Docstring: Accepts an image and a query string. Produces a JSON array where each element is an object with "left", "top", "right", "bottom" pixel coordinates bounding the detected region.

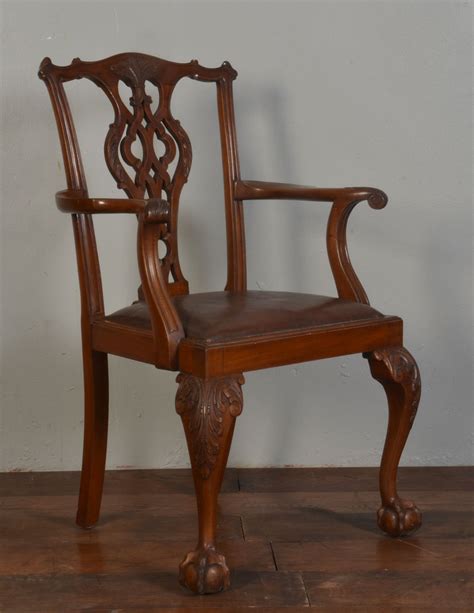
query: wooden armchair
[{"left": 38, "top": 53, "right": 422, "bottom": 595}]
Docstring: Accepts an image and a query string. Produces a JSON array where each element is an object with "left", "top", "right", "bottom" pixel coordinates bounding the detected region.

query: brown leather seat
[{"left": 106, "top": 291, "right": 385, "bottom": 344}]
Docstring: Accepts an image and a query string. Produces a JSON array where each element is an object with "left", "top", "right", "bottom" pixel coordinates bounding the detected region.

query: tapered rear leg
[
  {"left": 365, "top": 347, "right": 422, "bottom": 537},
  {"left": 175, "top": 373, "right": 244, "bottom": 594},
  {"left": 76, "top": 349, "right": 109, "bottom": 528}
]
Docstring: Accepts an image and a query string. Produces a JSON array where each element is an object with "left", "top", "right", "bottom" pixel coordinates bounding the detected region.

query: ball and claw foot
[
  {"left": 377, "top": 498, "right": 422, "bottom": 537},
  {"left": 179, "top": 547, "right": 230, "bottom": 594}
]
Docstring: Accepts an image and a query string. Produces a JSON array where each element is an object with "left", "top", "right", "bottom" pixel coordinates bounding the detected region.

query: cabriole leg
[
  {"left": 76, "top": 350, "right": 109, "bottom": 528},
  {"left": 365, "top": 347, "right": 422, "bottom": 537},
  {"left": 175, "top": 373, "right": 245, "bottom": 594}
]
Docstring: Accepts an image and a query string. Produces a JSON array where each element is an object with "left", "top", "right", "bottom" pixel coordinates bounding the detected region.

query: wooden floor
[{"left": 0, "top": 467, "right": 472, "bottom": 611}]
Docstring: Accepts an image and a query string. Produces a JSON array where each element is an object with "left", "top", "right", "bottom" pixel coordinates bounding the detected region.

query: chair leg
[
  {"left": 76, "top": 349, "right": 109, "bottom": 529},
  {"left": 175, "top": 372, "right": 245, "bottom": 594},
  {"left": 365, "top": 347, "right": 422, "bottom": 537}
]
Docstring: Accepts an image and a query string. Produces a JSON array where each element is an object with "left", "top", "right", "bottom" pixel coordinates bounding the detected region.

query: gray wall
[{"left": 1, "top": 1, "right": 472, "bottom": 471}]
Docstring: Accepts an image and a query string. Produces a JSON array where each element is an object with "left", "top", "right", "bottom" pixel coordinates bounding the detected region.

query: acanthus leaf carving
[
  {"left": 176, "top": 374, "right": 245, "bottom": 479},
  {"left": 366, "top": 347, "right": 421, "bottom": 426}
]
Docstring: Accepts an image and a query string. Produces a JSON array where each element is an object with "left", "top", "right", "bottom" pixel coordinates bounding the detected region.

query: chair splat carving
[{"left": 39, "top": 53, "right": 241, "bottom": 295}]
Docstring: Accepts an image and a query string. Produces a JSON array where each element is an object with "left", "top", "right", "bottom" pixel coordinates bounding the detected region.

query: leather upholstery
[{"left": 105, "top": 291, "right": 384, "bottom": 344}]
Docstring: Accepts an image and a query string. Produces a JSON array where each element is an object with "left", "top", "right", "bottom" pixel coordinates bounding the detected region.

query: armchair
[{"left": 39, "top": 53, "right": 421, "bottom": 595}]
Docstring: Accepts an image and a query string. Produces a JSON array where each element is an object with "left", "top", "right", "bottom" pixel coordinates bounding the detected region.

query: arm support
[
  {"left": 235, "top": 179, "right": 388, "bottom": 304},
  {"left": 137, "top": 215, "right": 184, "bottom": 370},
  {"left": 56, "top": 189, "right": 183, "bottom": 369}
]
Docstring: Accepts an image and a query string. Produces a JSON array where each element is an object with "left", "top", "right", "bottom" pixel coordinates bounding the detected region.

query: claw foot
[
  {"left": 179, "top": 547, "right": 230, "bottom": 594},
  {"left": 377, "top": 498, "right": 422, "bottom": 537}
]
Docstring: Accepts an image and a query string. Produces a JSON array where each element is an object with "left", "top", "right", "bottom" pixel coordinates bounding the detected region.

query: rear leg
[{"left": 76, "top": 350, "right": 109, "bottom": 528}]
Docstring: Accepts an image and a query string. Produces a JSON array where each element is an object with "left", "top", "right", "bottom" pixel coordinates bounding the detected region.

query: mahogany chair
[{"left": 38, "top": 53, "right": 422, "bottom": 595}]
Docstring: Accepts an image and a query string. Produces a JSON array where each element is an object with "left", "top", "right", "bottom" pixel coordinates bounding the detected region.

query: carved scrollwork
[
  {"left": 176, "top": 374, "right": 245, "bottom": 479},
  {"left": 366, "top": 188, "right": 388, "bottom": 210},
  {"left": 142, "top": 198, "right": 170, "bottom": 224},
  {"left": 103, "top": 78, "right": 191, "bottom": 201},
  {"left": 92, "top": 57, "right": 193, "bottom": 290},
  {"left": 110, "top": 55, "right": 163, "bottom": 87},
  {"left": 366, "top": 347, "right": 421, "bottom": 426}
]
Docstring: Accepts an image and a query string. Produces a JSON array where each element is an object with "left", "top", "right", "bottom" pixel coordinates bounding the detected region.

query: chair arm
[
  {"left": 55, "top": 189, "right": 170, "bottom": 223},
  {"left": 234, "top": 180, "right": 387, "bottom": 208},
  {"left": 56, "top": 190, "right": 181, "bottom": 368},
  {"left": 235, "top": 179, "right": 388, "bottom": 305},
  {"left": 136, "top": 210, "right": 184, "bottom": 370}
]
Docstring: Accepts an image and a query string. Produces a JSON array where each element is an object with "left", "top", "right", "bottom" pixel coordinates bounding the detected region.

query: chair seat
[
  {"left": 97, "top": 291, "right": 402, "bottom": 374},
  {"left": 106, "top": 291, "right": 385, "bottom": 343}
]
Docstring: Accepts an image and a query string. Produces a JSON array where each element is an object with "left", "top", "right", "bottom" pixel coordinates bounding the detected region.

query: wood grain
[
  {"left": 0, "top": 468, "right": 239, "bottom": 497},
  {"left": 273, "top": 538, "right": 474, "bottom": 572},
  {"left": 237, "top": 466, "right": 474, "bottom": 492},
  {"left": 303, "top": 571, "right": 472, "bottom": 610},
  {"left": 0, "top": 571, "right": 308, "bottom": 611}
]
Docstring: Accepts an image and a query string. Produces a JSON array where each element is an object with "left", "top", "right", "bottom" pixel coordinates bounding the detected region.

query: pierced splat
[
  {"left": 91, "top": 57, "right": 193, "bottom": 291},
  {"left": 105, "top": 56, "right": 192, "bottom": 202},
  {"left": 39, "top": 53, "right": 242, "bottom": 298}
]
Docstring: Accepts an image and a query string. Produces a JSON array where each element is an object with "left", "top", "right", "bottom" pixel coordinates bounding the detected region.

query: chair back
[{"left": 38, "top": 52, "right": 247, "bottom": 315}]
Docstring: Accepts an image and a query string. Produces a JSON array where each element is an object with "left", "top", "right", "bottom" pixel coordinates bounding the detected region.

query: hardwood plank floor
[{"left": 0, "top": 467, "right": 472, "bottom": 611}]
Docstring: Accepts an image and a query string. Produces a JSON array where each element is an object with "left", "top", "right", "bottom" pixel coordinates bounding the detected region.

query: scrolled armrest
[
  {"left": 234, "top": 179, "right": 387, "bottom": 209},
  {"left": 55, "top": 189, "right": 170, "bottom": 223}
]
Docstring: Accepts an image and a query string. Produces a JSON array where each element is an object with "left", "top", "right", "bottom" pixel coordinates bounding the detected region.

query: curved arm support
[
  {"left": 136, "top": 215, "right": 184, "bottom": 370},
  {"left": 57, "top": 189, "right": 181, "bottom": 368},
  {"left": 327, "top": 191, "right": 387, "bottom": 304},
  {"left": 56, "top": 189, "right": 170, "bottom": 223}
]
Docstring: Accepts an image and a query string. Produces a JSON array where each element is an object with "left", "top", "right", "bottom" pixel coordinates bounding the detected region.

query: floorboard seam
[
  {"left": 301, "top": 571, "right": 312, "bottom": 607},
  {"left": 269, "top": 541, "right": 278, "bottom": 571},
  {"left": 239, "top": 515, "right": 246, "bottom": 540}
]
